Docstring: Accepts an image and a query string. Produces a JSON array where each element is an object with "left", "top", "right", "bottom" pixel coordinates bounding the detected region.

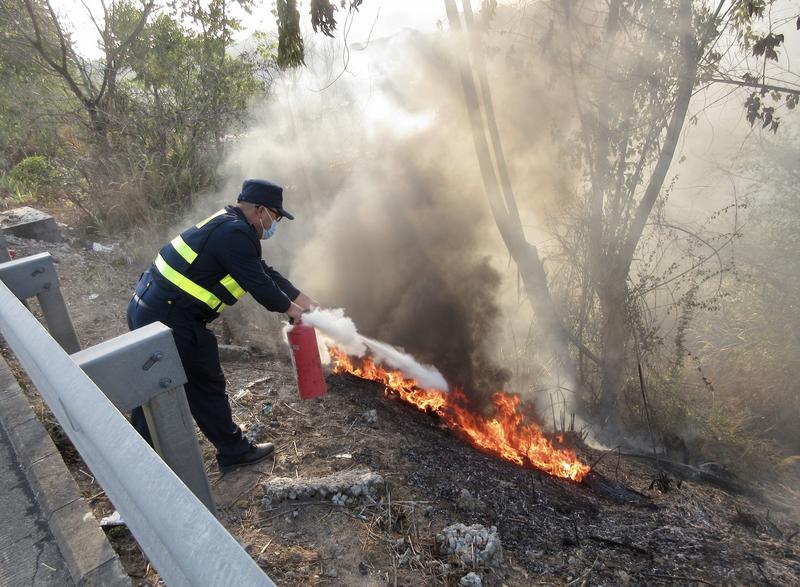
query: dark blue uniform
[{"left": 128, "top": 205, "right": 299, "bottom": 464}]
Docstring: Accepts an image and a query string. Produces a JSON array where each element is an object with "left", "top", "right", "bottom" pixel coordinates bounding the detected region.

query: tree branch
[
  {"left": 706, "top": 76, "right": 800, "bottom": 97},
  {"left": 23, "top": 0, "right": 87, "bottom": 104},
  {"left": 621, "top": 0, "right": 697, "bottom": 275}
]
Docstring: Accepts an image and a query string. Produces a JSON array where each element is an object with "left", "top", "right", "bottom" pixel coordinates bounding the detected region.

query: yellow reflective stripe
[
  {"left": 195, "top": 208, "right": 227, "bottom": 228},
  {"left": 220, "top": 274, "right": 246, "bottom": 299},
  {"left": 170, "top": 235, "right": 197, "bottom": 264},
  {"left": 154, "top": 255, "right": 223, "bottom": 311}
]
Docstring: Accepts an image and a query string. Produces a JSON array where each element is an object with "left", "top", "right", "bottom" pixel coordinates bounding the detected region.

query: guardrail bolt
[{"left": 142, "top": 351, "right": 164, "bottom": 371}]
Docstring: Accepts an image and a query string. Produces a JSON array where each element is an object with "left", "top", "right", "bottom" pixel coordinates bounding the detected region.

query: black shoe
[{"left": 218, "top": 443, "right": 275, "bottom": 473}]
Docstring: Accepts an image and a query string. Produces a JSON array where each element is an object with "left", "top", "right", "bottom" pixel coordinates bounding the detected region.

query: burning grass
[{"left": 328, "top": 346, "right": 590, "bottom": 482}]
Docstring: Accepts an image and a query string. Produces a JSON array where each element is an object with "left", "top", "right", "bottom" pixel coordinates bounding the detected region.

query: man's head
[
  {"left": 237, "top": 179, "right": 294, "bottom": 219},
  {"left": 237, "top": 179, "right": 293, "bottom": 239}
]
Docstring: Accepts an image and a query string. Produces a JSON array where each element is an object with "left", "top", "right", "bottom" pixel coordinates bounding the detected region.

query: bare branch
[
  {"left": 79, "top": 0, "right": 105, "bottom": 37},
  {"left": 23, "top": 0, "right": 87, "bottom": 104},
  {"left": 113, "top": 0, "right": 154, "bottom": 60},
  {"left": 621, "top": 0, "right": 697, "bottom": 274},
  {"left": 706, "top": 75, "right": 800, "bottom": 97}
]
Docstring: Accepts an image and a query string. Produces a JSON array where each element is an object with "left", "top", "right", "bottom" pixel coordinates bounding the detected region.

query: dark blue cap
[{"left": 237, "top": 179, "right": 294, "bottom": 220}]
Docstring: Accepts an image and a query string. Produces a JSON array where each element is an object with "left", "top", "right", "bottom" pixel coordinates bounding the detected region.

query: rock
[
  {"left": 217, "top": 344, "right": 252, "bottom": 362},
  {"left": 428, "top": 561, "right": 450, "bottom": 576},
  {"left": 397, "top": 548, "right": 420, "bottom": 568},
  {"left": 323, "top": 566, "right": 338, "bottom": 578},
  {"left": 245, "top": 422, "right": 267, "bottom": 441},
  {"left": 460, "top": 572, "right": 483, "bottom": 587},
  {"left": 92, "top": 242, "right": 115, "bottom": 253},
  {"left": 457, "top": 488, "right": 486, "bottom": 512},
  {"left": 436, "top": 523, "right": 503, "bottom": 568}
]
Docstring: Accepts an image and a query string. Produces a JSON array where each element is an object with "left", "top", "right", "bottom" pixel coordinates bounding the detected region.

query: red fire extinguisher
[{"left": 287, "top": 321, "right": 328, "bottom": 400}]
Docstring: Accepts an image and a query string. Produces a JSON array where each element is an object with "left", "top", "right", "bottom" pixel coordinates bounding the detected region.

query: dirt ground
[{"left": 2, "top": 221, "right": 800, "bottom": 586}]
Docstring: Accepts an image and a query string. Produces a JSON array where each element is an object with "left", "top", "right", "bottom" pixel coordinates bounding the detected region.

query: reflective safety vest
[{"left": 153, "top": 209, "right": 247, "bottom": 314}]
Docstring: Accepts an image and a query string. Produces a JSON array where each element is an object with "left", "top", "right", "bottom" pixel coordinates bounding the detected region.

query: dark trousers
[{"left": 127, "top": 272, "right": 251, "bottom": 461}]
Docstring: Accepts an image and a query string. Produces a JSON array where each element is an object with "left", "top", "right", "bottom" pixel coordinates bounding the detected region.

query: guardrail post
[
  {"left": 0, "top": 232, "right": 9, "bottom": 262},
  {"left": 0, "top": 252, "right": 80, "bottom": 353},
  {"left": 72, "top": 322, "right": 217, "bottom": 516}
]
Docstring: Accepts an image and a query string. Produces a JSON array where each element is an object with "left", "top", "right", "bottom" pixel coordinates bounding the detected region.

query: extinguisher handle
[{"left": 289, "top": 310, "right": 309, "bottom": 326}]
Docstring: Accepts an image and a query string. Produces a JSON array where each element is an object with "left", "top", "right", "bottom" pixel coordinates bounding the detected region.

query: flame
[{"left": 329, "top": 347, "right": 590, "bottom": 482}]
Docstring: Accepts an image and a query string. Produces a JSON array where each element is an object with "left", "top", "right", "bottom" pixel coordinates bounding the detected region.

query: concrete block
[
  {"left": 0, "top": 357, "right": 129, "bottom": 586},
  {"left": 5, "top": 410, "right": 59, "bottom": 464},
  {"left": 0, "top": 207, "right": 62, "bottom": 242},
  {"left": 81, "top": 556, "right": 132, "bottom": 587},
  {"left": 48, "top": 498, "right": 128, "bottom": 586},
  {"left": 27, "top": 451, "right": 81, "bottom": 517},
  {"left": 0, "top": 385, "right": 37, "bottom": 429},
  {"left": 0, "top": 362, "right": 19, "bottom": 394}
]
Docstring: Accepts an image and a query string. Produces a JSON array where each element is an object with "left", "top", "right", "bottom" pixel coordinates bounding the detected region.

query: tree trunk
[
  {"left": 597, "top": 279, "right": 628, "bottom": 432},
  {"left": 595, "top": 0, "right": 698, "bottom": 432}
]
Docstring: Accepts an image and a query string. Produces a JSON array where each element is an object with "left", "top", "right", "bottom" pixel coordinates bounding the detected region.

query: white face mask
[{"left": 259, "top": 210, "right": 277, "bottom": 240}]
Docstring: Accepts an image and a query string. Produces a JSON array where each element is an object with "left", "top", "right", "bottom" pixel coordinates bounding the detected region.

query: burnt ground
[{"left": 2, "top": 229, "right": 800, "bottom": 586}]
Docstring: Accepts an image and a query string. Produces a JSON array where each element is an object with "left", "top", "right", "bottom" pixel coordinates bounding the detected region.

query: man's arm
[
  {"left": 218, "top": 231, "right": 299, "bottom": 316},
  {"left": 261, "top": 261, "right": 318, "bottom": 311}
]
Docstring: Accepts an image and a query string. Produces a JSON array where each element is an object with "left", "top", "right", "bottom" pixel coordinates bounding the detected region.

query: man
[{"left": 128, "top": 179, "right": 317, "bottom": 472}]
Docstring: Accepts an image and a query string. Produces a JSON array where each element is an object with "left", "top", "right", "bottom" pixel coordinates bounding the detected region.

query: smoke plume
[{"left": 199, "top": 8, "right": 574, "bottom": 405}]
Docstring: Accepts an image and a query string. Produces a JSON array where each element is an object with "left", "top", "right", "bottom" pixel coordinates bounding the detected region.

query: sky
[{"left": 50, "top": 0, "right": 451, "bottom": 59}]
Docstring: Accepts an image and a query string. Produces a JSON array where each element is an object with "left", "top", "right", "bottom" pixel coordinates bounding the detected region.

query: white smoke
[
  {"left": 300, "top": 308, "right": 449, "bottom": 392},
  {"left": 300, "top": 307, "right": 366, "bottom": 356}
]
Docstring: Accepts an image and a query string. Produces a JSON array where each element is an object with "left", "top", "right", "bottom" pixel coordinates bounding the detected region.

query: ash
[
  {"left": 436, "top": 523, "right": 503, "bottom": 568},
  {"left": 459, "top": 572, "right": 483, "bottom": 587},
  {"left": 262, "top": 467, "right": 383, "bottom": 506}
]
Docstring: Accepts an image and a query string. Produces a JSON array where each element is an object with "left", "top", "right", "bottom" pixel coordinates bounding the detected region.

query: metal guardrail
[
  {"left": 0, "top": 253, "right": 217, "bottom": 514},
  {"left": 0, "top": 254, "right": 275, "bottom": 586}
]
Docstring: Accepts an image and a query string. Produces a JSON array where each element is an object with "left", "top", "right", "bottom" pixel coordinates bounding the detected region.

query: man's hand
[
  {"left": 293, "top": 292, "right": 320, "bottom": 311},
  {"left": 286, "top": 302, "right": 304, "bottom": 323}
]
